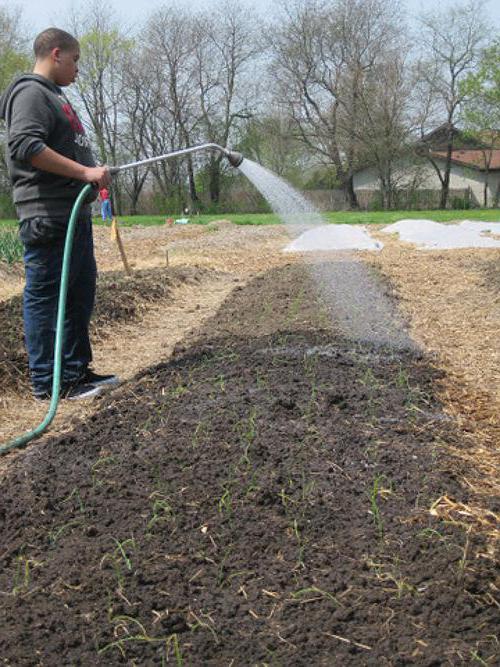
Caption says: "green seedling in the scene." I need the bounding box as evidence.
[62,487,85,513]
[365,558,416,599]
[147,493,173,532]
[215,374,226,392]
[278,487,293,510]
[216,547,233,587]
[218,487,233,518]
[369,474,392,539]
[286,287,305,324]
[91,455,116,487]
[188,610,219,644]
[291,586,341,606]
[293,519,306,569]
[49,519,84,545]
[99,615,183,665]
[255,370,269,390]
[470,650,489,666]
[11,554,43,595]
[101,537,136,589]
[238,408,257,465]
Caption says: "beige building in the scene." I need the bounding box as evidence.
[353,133,500,208]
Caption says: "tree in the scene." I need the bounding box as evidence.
[415,0,487,208]
[193,0,260,204]
[356,51,414,208]
[142,6,201,209]
[0,5,30,213]
[460,38,500,206]
[268,0,406,208]
[68,0,132,213]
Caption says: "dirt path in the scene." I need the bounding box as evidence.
[0,273,240,472]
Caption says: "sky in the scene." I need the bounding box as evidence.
[9,0,500,37]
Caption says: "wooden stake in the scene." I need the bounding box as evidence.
[111,218,132,275]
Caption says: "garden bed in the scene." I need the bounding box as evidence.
[0,264,497,665]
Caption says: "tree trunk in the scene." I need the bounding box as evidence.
[187,155,199,208]
[439,126,454,209]
[344,174,358,209]
[209,158,221,204]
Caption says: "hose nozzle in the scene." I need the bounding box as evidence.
[225,150,244,168]
[110,143,244,176]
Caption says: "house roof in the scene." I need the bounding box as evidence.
[430,149,500,171]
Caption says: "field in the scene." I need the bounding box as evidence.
[0,219,498,665]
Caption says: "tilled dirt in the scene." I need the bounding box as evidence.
[0,266,218,394]
[0,264,498,666]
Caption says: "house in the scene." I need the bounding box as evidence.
[353,126,500,208]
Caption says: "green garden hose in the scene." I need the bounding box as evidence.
[0,142,243,457]
[0,184,92,455]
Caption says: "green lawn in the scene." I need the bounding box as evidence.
[1,208,500,229]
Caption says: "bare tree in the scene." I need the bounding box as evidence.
[67,0,130,212]
[415,0,487,208]
[0,5,30,208]
[268,0,405,207]
[140,6,204,210]
[356,51,414,208]
[193,0,260,204]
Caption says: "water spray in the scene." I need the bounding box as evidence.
[0,143,243,455]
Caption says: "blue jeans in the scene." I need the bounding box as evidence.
[101,199,112,221]
[22,215,97,394]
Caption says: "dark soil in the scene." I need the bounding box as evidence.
[0,264,498,666]
[0,266,215,393]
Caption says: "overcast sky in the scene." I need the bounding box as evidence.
[10,0,500,37]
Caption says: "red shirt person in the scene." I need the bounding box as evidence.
[99,187,112,221]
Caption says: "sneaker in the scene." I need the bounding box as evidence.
[65,382,105,400]
[81,368,120,387]
[34,382,104,401]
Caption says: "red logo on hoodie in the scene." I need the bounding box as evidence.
[61,102,85,134]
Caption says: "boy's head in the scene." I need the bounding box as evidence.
[33,28,80,87]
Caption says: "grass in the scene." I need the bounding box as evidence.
[0,228,23,262]
[1,208,500,230]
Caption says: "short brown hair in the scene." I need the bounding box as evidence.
[33,28,79,59]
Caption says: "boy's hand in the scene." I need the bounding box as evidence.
[84,166,111,189]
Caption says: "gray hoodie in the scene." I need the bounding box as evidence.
[0,74,97,227]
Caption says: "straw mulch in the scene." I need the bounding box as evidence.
[367,234,500,546]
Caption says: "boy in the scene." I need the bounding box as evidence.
[0,27,119,400]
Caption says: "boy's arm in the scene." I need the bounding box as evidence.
[31,148,111,189]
